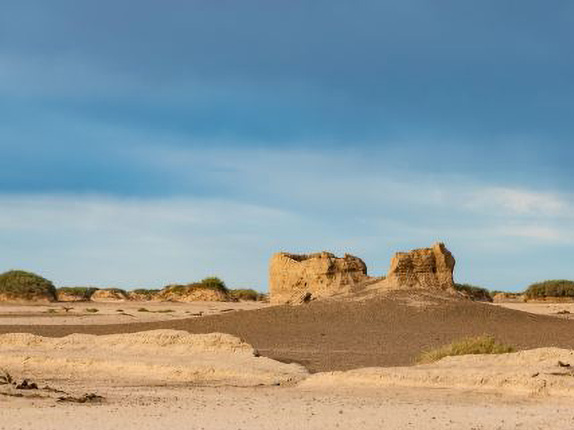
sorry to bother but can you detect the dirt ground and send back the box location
[4,292,574,372]
[4,294,574,429]
[0,300,267,325]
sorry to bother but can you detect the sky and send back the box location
[1,0,573,291]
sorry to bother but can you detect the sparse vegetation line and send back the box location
[417,335,515,364]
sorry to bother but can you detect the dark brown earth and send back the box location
[2,291,574,373]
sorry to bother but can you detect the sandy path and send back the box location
[2,384,574,430]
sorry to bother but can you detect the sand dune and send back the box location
[0,330,308,387]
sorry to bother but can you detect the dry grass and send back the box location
[417,335,515,364]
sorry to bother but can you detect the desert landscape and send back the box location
[2,243,574,429]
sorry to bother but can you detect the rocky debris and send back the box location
[269,252,369,305]
[57,393,104,403]
[15,379,38,390]
[270,243,458,305]
[90,288,129,302]
[385,243,456,292]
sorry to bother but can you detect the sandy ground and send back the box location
[4,384,574,430]
[0,300,267,325]
[4,298,574,429]
[6,292,574,372]
[3,346,574,430]
[494,301,574,318]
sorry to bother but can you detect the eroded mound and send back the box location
[269,252,369,304]
[0,330,308,387]
[269,243,457,305]
[301,348,574,396]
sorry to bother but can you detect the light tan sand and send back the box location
[0,300,268,325]
[4,331,574,429]
[2,383,574,429]
[493,301,574,319]
[0,330,307,387]
[302,348,574,396]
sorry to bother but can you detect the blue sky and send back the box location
[1,1,573,291]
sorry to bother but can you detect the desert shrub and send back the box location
[454,283,492,302]
[57,287,98,300]
[0,270,56,301]
[199,277,228,293]
[417,335,515,364]
[101,288,128,295]
[85,308,99,313]
[525,280,574,299]
[163,277,229,295]
[229,289,263,301]
[131,289,160,297]
[137,307,150,312]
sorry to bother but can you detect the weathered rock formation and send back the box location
[127,290,160,301]
[154,285,229,302]
[269,243,457,305]
[385,243,456,292]
[269,252,369,305]
[90,288,128,302]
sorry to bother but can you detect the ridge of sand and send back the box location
[0,330,308,387]
[301,348,574,396]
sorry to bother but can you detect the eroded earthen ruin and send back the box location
[269,243,456,304]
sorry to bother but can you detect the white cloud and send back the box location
[465,186,573,217]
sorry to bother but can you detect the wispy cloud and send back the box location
[465,187,572,217]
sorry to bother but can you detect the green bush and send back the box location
[417,335,515,364]
[163,277,229,295]
[131,289,160,297]
[0,270,56,301]
[199,277,228,293]
[229,289,263,301]
[454,283,493,302]
[57,287,98,300]
[525,280,574,299]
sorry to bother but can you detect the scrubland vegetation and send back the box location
[229,289,266,301]
[417,335,515,364]
[0,270,56,301]
[524,280,574,300]
[57,287,98,300]
[454,283,492,302]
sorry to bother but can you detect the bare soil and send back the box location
[3,291,574,373]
